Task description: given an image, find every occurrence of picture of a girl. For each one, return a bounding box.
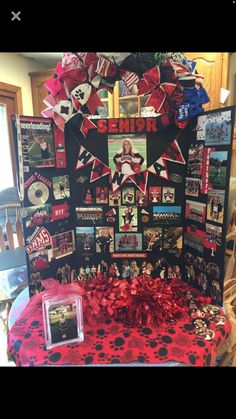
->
[113,139,144,175]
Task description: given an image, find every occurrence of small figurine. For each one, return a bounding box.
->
[85,265,91,280]
[78,266,85,280]
[84,188,93,204]
[121,259,131,279]
[145,263,153,277]
[130,260,139,278]
[91,264,97,278]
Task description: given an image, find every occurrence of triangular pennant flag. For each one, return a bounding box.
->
[80,115,97,138]
[90,159,110,182]
[54,100,74,121]
[110,170,129,192]
[71,83,92,106]
[161,139,185,164]
[75,145,95,170]
[105,208,117,216]
[148,158,169,180]
[129,170,149,194]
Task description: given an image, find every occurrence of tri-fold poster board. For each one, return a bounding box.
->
[12,106,235,305]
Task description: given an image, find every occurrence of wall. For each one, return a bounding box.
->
[0,53,47,115]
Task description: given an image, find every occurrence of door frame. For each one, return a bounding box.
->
[0,81,23,186]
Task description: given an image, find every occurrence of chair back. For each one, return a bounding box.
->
[0,203,24,251]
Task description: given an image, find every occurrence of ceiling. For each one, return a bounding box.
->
[19,53,62,68]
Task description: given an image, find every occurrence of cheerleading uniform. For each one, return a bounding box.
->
[113,152,144,175]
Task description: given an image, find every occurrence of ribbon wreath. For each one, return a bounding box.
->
[75,136,185,193]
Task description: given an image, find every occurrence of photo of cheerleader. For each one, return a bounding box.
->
[206,223,222,247]
[109,190,121,206]
[26,124,55,168]
[95,227,114,253]
[163,227,183,250]
[96,187,108,204]
[153,206,181,225]
[209,151,227,189]
[187,144,203,177]
[115,233,142,251]
[122,186,135,205]
[144,228,162,251]
[52,175,70,200]
[207,189,225,224]
[185,200,206,223]
[205,115,231,146]
[185,177,201,197]
[76,227,95,254]
[29,271,45,297]
[162,187,175,203]
[83,187,94,205]
[108,134,146,176]
[51,230,75,259]
[136,190,148,206]
[149,186,161,204]
[25,204,52,228]
[119,207,138,232]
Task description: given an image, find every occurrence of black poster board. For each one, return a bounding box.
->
[13,107,235,305]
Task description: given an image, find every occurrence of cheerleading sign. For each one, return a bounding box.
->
[75,121,185,193]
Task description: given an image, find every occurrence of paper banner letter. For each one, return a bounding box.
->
[129,170,149,194]
[76,145,95,170]
[90,159,110,182]
[162,139,185,164]
[148,158,169,180]
[110,171,129,192]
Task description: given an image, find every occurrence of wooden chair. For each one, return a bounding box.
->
[0,198,26,337]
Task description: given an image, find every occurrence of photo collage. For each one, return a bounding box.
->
[12,116,76,297]
[184,109,233,304]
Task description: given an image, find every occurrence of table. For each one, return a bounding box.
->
[8,279,230,366]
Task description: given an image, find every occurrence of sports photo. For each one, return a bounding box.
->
[143,228,162,251]
[76,227,95,254]
[153,206,181,225]
[52,175,70,200]
[23,120,56,168]
[25,204,52,228]
[115,233,142,252]
[95,227,114,253]
[108,134,147,175]
[185,200,206,223]
[96,187,108,204]
[122,186,135,205]
[28,250,49,272]
[163,227,183,250]
[207,189,225,224]
[205,110,232,146]
[187,144,203,177]
[50,230,75,260]
[119,207,138,232]
[136,190,148,206]
[149,186,161,204]
[185,177,202,197]
[184,225,205,253]
[162,187,175,203]
[209,150,228,189]
[109,190,121,206]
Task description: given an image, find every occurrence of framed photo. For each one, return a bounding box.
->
[43,296,84,350]
[162,187,175,203]
[119,206,138,232]
[96,187,108,204]
[149,186,161,204]
[25,204,52,228]
[207,189,225,224]
[109,190,121,206]
[52,175,70,200]
[185,177,201,198]
[122,186,135,205]
[208,151,228,189]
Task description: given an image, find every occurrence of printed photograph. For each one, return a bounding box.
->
[207,189,225,224]
[187,144,203,177]
[136,190,148,206]
[96,187,108,204]
[108,134,147,175]
[163,227,183,250]
[29,250,49,272]
[109,190,121,206]
[47,300,79,345]
[24,121,56,168]
[153,206,181,225]
[0,265,28,300]
[194,256,206,272]
[119,206,138,232]
[149,186,162,204]
[162,187,175,203]
[76,207,103,225]
[205,111,232,146]
[206,223,222,247]
[50,230,75,260]
[95,227,114,253]
[83,187,94,205]
[209,150,228,189]
[184,225,205,253]
[76,227,95,254]
[185,200,206,223]
[115,233,142,252]
[143,227,162,252]
[52,175,70,200]
[122,186,135,205]
[185,177,202,197]
[25,204,52,228]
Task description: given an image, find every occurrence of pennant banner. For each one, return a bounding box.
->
[90,159,110,182]
[75,145,96,170]
[128,170,149,194]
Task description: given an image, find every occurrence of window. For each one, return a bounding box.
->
[0,104,14,191]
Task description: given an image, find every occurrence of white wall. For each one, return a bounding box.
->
[0,53,47,115]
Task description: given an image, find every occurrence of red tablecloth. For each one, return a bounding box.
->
[8,279,230,366]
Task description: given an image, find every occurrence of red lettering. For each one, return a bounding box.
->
[108,119,118,133]
[97,119,107,133]
[119,119,129,132]
[146,118,158,132]
[136,118,145,132]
